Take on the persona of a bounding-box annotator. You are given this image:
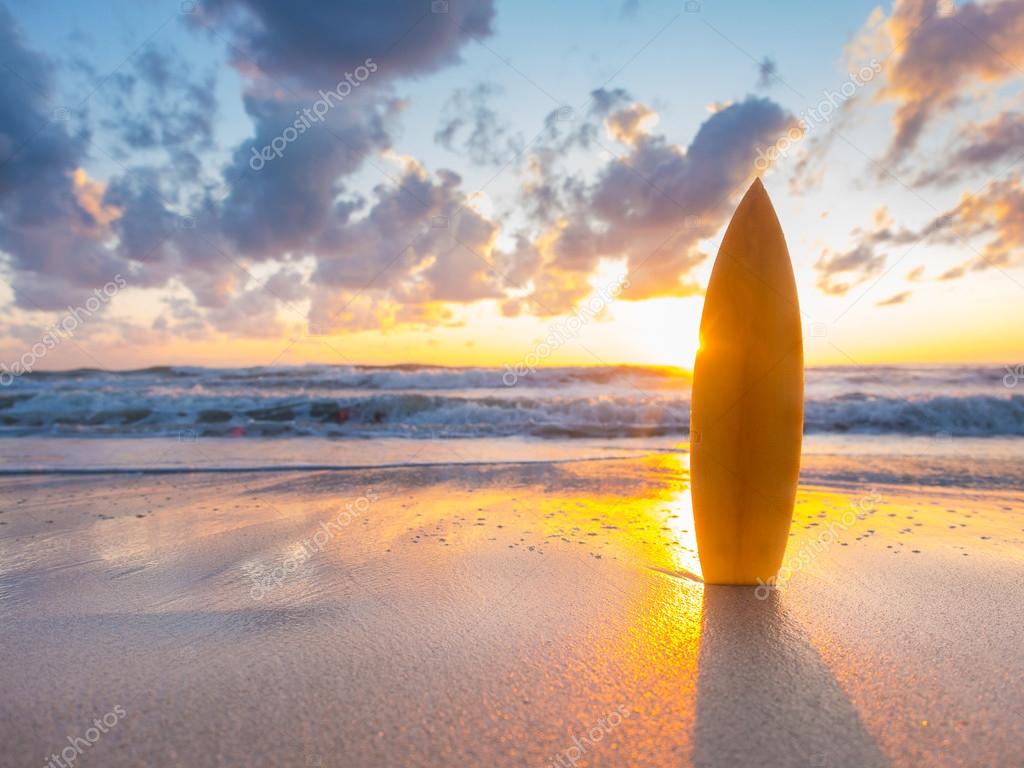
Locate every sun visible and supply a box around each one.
[611,296,702,370]
[580,262,702,370]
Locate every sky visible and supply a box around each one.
[0,0,1022,372]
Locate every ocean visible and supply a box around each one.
[1,364,1022,488]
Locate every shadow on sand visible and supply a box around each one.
[694,586,889,768]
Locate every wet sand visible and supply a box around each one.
[0,455,1021,767]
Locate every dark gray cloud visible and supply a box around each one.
[0,5,123,309]
[11,0,497,335]
[176,0,499,330]
[102,167,179,269]
[434,82,524,165]
[1,0,811,342]
[589,87,631,116]
[217,90,397,259]
[136,48,174,90]
[310,161,503,330]
[756,57,778,89]
[195,0,495,87]
[99,50,217,178]
[0,7,231,316]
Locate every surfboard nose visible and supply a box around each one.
[735,177,775,229]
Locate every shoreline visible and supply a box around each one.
[2,436,1022,493]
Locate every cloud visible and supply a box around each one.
[189,0,501,332]
[0,5,126,310]
[871,0,1024,165]
[876,290,911,306]
[810,194,985,295]
[906,265,926,281]
[0,0,505,335]
[496,233,542,290]
[195,0,495,87]
[0,9,239,321]
[523,93,796,307]
[921,177,1024,273]
[98,46,218,169]
[938,264,966,280]
[915,110,1024,186]
[589,87,633,118]
[756,57,778,89]
[604,102,658,145]
[825,176,1024,288]
[620,0,640,19]
[886,177,1024,278]
[790,2,1024,198]
[814,244,887,296]
[217,90,397,260]
[87,0,496,337]
[0,0,813,347]
[102,167,180,271]
[203,279,296,336]
[310,159,505,328]
[434,82,524,165]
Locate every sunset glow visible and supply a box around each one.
[1,1,1022,373]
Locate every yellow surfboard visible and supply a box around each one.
[690,178,803,585]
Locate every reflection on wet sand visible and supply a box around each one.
[694,586,887,768]
[8,454,1017,765]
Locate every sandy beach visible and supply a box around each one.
[2,452,1021,767]
[4,0,1024,763]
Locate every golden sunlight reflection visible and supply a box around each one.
[525,452,706,581]
[662,484,704,582]
[630,452,704,581]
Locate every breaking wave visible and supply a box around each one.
[1,364,1021,438]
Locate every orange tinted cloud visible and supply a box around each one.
[873,0,1024,163]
